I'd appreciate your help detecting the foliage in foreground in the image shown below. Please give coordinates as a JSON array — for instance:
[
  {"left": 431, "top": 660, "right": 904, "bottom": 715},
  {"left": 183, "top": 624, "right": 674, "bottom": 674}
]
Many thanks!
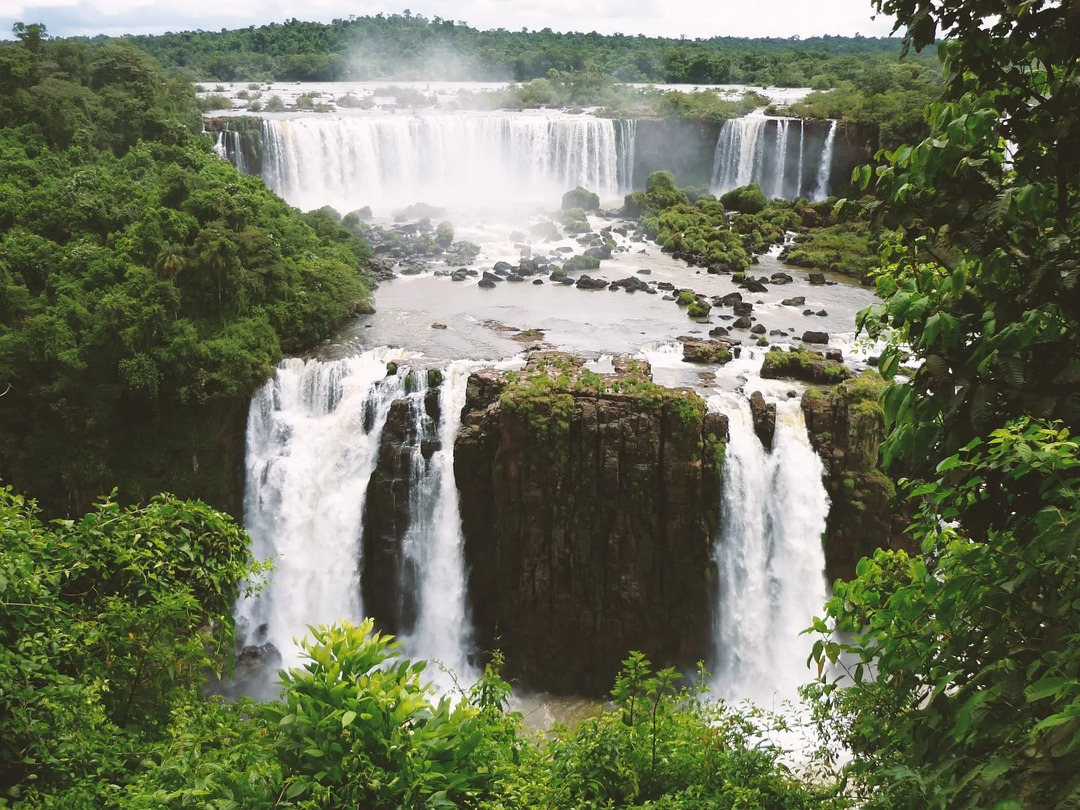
[
  {"left": 808, "top": 0, "right": 1080, "bottom": 806},
  {"left": 0, "top": 487, "right": 841, "bottom": 810}
]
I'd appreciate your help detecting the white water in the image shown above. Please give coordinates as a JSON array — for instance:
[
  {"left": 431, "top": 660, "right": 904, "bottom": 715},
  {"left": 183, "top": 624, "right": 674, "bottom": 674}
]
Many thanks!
[
  {"left": 236, "top": 348, "right": 409, "bottom": 674},
  {"left": 710, "top": 114, "right": 835, "bottom": 201},
  {"left": 710, "top": 396, "right": 829, "bottom": 703},
  {"left": 397, "top": 362, "right": 477, "bottom": 687},
  {"left": 812, "top": 120, "right": 838, "bottom": 202},
  {"left": 236, "top": 349, "right": 478, "bottom": 693},
  {"left": 259, "top": 113, "right": 634, "bottom": 213}
]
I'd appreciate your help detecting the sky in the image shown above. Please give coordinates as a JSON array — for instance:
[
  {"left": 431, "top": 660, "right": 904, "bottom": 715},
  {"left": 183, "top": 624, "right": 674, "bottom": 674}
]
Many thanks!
[{"left": 2, "top": 0, "right": 898, "bottom": 41}]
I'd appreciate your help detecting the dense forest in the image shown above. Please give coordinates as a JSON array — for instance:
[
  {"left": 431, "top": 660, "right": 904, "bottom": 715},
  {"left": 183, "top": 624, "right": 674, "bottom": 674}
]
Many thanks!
[
  {"left": 117, "top": 15, "right": 929, "bottom": 85},
  {"left": 3, "top": 0, "right": 1080, "bottom": 804},
  {"left": 0, "top": 26, "right": 373, "bottom": 516}
]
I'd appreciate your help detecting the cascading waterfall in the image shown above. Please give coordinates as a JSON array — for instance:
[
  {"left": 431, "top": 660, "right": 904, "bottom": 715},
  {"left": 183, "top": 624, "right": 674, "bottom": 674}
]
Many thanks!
[
  {"left": 812, "top": 120, "right": 838, "bottom": 202},
  {"left": 710, "top": 115, "right": 769, "bottom": 194},
  {"left": 235, "top": 348, "right": 477, "bottom": 695},
  {"left": 771, "top": 119, "right": 790, "bottom": 200},
  {"left": 710, "top": 115, "right": 837, "bottom": 201},
  {"left": 710, "top": 397, "right": 829, "bottom": 703},
  {"left": 213, "top": 125, "right": 247, "bottom": 173},
  {"left": 616, "top": 118, "right": 637, "bottom": 194},
  {"left": 236, "top": 348, "right": 408, "bottom": 678},
  {"left": 397, "top": 362, "right": 476, "bottom": 686},
  {"left": 259, "top": 113, "right": 633, "bottom": 212}
]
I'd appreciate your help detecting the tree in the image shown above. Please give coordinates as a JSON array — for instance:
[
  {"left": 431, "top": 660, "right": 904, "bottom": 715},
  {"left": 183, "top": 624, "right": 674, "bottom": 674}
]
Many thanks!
[{"left": 810, "top": 0, "right": 1080, "bottom": 807}]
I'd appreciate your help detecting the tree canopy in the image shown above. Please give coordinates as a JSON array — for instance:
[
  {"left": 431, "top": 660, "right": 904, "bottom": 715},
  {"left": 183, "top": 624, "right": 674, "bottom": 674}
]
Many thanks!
[
  {"left": 810, "top": 0, "right": 1080, "bottom": 806},
  {"left": 0, "top": 28, "right": 372, "bottom": 515}
]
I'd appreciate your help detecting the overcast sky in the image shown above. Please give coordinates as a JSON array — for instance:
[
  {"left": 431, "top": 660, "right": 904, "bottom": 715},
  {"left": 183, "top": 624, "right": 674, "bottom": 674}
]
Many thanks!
[{"left": 2, "top": 0, "right": 897, "bottom": 41}]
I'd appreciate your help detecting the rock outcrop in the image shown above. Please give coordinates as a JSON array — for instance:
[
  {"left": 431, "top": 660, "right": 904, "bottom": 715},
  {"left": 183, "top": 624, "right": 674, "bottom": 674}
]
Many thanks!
[
  {"left": 801, "top": 372, "right": 912, "bottom": 581},
  {"left": 454, "top": 352, "right": 727, "bottom": 695}
]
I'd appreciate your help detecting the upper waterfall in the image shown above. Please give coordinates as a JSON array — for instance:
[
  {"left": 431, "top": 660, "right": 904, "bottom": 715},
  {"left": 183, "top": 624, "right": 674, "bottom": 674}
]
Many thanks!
[
  {"left": 710, "top": 113, "right": 838, "bottom": 202},
  {"left": 258, "top": 112, "right": 636, "bottom": 212}
]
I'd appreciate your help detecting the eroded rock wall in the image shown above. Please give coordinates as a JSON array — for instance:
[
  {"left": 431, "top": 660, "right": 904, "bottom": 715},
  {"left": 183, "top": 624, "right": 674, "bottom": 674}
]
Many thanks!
[
  {"left": 454, "top": 353, "right": 726, "bottom": 695},
  {"left": 801, "top": 373, "right": 912, "bottom": 581}
]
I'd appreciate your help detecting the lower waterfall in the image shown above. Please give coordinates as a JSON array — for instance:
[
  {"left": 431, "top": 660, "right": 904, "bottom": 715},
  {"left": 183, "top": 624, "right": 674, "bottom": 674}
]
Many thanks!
[
  {"left": 235, "top": 349, "right": 476, "bottom": 694},
  {"left": 710, "top": 397, "right": 830, "bottom": 703}
]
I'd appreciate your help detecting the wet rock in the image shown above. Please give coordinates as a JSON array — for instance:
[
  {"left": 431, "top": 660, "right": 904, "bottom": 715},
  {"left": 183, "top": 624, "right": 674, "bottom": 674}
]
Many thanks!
[
  {"left": 802, "top": 331, "right": 829, "bottom": 344},
  {"left": 816, "top": 309, "right": 829, "bottom": 317},
  {"left": 482, "top": 271, "right": 502, "bottom": 284},
  {"left": 750, "top": 324, "right": 767, "bottom": 334},
  {"left": 681, "top": 338, "right": 732, "bottom": 365},
  {"left": 576, "top": 275, "right": 609, "bottom": 290},
  {"left": 749, "top": 391, "right": 776, "bottom": 449},
  {"left": 770, "top": 272, "right": 794, "bottom": 285},
  {"left": 721, "top": 291, "right": 743, "bottom": 307},
  {"left": 744, "top": 278, "right": 769, "bottom": 293},
  {"left": 808, "top": 273, "right": 827, "bottom": 285},
  {"left": 431, "top": 322, "right": 448, "bottom": 329},
  {"left": 493, "top": 261, "right": 514, "bottom": 273},
  {"left": 733, "top": 316, "right": 753, "bottom": 329},
  {"left": 657, "top": 281, "right": 675, "bottom": 291},
  {"left": 533, "top": 278, "right": 544, "bottom": 285},
  {"left": 733, "top": 301, "right": 754, "bottom": 317},
  {"left": 781, "top": 296, "right": 805, "bottom": 306},
  {"left": 478, "top": 278, "right": 497, "bottom": 289},
  {"left": 709, "top": 326, "right": 729, "bottom": 338}
]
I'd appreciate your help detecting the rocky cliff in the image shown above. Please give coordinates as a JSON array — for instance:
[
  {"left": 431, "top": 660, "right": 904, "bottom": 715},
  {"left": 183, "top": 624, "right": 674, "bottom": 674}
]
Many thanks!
[
  {"left": 453, "top": 352, "right": 727, "bottom": 695},
  {"left": 801, "top": 372, "right": 911, "bottom": 581}
]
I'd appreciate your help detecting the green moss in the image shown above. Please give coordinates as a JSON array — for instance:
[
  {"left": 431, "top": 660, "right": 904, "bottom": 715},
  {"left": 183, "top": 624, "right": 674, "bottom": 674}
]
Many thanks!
[
  {"left": 677, "top": 290, "right": 696, "bottom": 306},
  {"left": 564, "top": 254, "right": 601, "bottom": 271},
  {"left": 761, "top": 347, "right": 851, "bottom": 383},
  {"left": 386, "top": 361, "right": 399, "bottom": 376},
  {"left": 427, "top": 368, "right": 443, "bottom": 388}
]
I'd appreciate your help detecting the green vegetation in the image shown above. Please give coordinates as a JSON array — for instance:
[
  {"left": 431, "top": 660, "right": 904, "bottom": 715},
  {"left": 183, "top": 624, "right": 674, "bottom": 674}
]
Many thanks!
[
  {"left": 719, "top": 182, "right": 768, "bottom": 214},
  {"left": 561, "top": 186, "right": 600, "bottom": 212},
  {"left": 761, "top": 347, "right": 852, "bottom": 383},
  {"left": 0, "top": 487, "right": 840, "bottom": 809},
  {"left": 0, "top": 29, "right": 372, "bottom": 515},
  {"left": 807, "top": 0, "right": 1080, "bottom": 805},
  {"left": 784, "top": 218, "right": 879, "bottom": 282},
  {"left": 122, "top": 14, "right": 921, "bottom": 86},
  {"left": 563, "top": 254, "right": 601, "bottom": 272}
]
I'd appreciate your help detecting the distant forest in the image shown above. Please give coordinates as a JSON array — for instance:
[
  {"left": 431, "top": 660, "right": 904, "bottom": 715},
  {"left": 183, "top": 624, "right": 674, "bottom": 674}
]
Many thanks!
[{"left": 106, "top": 12, "right": 934, "bottom": 85}]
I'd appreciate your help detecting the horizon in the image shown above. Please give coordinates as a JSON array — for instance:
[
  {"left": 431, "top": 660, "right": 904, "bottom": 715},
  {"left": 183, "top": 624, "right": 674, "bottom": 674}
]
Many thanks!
[{"left": 3, "top": 1, "right": 898, "bottom": 42}]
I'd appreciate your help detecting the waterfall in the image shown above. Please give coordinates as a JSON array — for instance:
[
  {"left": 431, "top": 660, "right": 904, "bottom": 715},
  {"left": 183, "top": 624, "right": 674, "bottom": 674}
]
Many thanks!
[
  {"left": 235, "top": 348, "right": 477, "bottom": 694},
  {"left": 616, "top": 118, "right": 637, "bottom": 193},
  {"left": 212, "top": 124, "right": 247, "bottom": 173},
  {"left": 811, "top": 120, "right": 838, "bottom": 202},
  {"left": 710, "top": 115, "right": 812, "bottom": 200},
  {"left": 236, "top": 349, "right": 407, "bottom": 675},
  {"left": 711, "top": 397, "right": 829, "bottom": 703},
  {"left": 259, "top": 113, "right": 632, "bottom": 212},
  {"left": 395, "top": 363, "right": 476, "bottom": 686},
  {"left": 771, "top": 119, "right": 790, "bottom": 200}
]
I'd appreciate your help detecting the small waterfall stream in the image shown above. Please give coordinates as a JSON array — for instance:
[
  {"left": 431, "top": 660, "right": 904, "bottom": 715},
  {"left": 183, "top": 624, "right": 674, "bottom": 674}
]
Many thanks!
[
  {"left": 710, "top": 396, "right": 829, "bottom": 702},
  {"left": 812, "top": 120, "right": 838, "bottom": 202}
]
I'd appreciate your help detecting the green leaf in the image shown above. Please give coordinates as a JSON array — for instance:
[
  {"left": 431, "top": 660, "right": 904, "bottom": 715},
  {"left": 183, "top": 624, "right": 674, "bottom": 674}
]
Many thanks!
[{"left": 341, "top": 710, "right": 357, "bottom": 728}]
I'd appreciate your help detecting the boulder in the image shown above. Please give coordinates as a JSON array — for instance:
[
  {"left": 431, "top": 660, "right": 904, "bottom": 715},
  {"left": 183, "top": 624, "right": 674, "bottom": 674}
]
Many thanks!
[
  {"left": 802, "top": 331, "right": 829, "bottom": 344},
  {"left": 780, "top": 296, "right": 805, "bottom": 306},
  {"left": 808, "top": 273, "right": 827, "bottom": 285},
  {"left": 749, "top": 391, "right": 776, "bottom": 449},
  {"left": 733, "top": 316, "right": 753, "bottom": 329}
]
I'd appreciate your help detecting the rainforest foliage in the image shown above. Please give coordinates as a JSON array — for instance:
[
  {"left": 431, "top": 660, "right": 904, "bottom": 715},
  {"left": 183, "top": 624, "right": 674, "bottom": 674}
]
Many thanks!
[
  {"left": 114, "top": 14, "right": 930, "bottom": 86},
  {"left": 0, "top": 491, "right": 842, "bottom": 810},
  {"left": 808, "top": 0, "right": 1080, "bottom": 806},
  {"left": 0, "top": 29, "right": 372, "bottom": 515}
]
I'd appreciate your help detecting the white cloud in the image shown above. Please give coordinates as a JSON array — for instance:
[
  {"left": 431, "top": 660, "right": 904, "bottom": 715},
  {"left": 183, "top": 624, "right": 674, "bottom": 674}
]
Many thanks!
[{"left": 2, "top": 0, "right": 896, "bottom": 41}]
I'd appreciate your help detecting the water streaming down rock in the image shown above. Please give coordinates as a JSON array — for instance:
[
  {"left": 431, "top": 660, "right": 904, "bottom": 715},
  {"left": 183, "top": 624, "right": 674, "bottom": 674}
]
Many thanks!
[
  {"left": 234, "top": 349, "right": 478, "bottom": 695},
  {"left": 392, "top": 363, "right": 477, "bottom": 687},
  {"left": 709, "top": 115, "right": 837, "bottom": 201},
  {"left": 236, "top": 349, "right": 408, "bottom": 688},
  {"left": 259, "top": 113, "right": 635, "bottom": 212},
  {"left": 812, "top": 120, "right": 838, "bottom": 202},
  {"left": 710, "top": 396, "right": 830, "bottom": 702},
  {"left": 212, "top": 125, "right": 247, "bottom": 173}
]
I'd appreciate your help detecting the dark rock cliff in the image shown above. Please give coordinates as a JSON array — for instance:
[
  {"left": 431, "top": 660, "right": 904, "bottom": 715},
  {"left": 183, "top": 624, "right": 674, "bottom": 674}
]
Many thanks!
[
  {"left": 800, "top": 372, "right": 912, "bottom": 582},
  {"left": 453, "top": 352, "right": 727, "bottom": 696}
]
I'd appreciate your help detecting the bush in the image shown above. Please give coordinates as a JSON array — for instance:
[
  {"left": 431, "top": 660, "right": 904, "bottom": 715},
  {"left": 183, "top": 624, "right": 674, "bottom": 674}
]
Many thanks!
[
  {"left": 561, "top": 186, "right": 600, "bottom": 211},
  {"left": 720, "top": 183, "right": 768, "bottom": 214}
]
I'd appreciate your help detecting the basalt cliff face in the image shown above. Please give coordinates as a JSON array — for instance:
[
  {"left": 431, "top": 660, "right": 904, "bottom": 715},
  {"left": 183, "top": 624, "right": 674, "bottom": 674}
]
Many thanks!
[
  {"left": 451, "top": 353, "right": 727, "bottom": 695},
  {"left": 801, "top": 373, "right": 912, "bottom": 581}
]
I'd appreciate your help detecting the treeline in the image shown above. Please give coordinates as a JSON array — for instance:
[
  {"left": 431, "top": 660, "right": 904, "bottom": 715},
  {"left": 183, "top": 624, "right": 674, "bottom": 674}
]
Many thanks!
[
  {"left": 0, "top": 26, "right": 372, "bottom": 515},
  {"left": 112, "top": 12, "right": 934, "bottom": 85}
]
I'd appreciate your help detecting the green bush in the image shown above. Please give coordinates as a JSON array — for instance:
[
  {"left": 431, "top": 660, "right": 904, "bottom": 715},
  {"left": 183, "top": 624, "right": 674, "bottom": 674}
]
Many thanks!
[{"left": 561, "top": 186, "right": 600, "bottom": 211}]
